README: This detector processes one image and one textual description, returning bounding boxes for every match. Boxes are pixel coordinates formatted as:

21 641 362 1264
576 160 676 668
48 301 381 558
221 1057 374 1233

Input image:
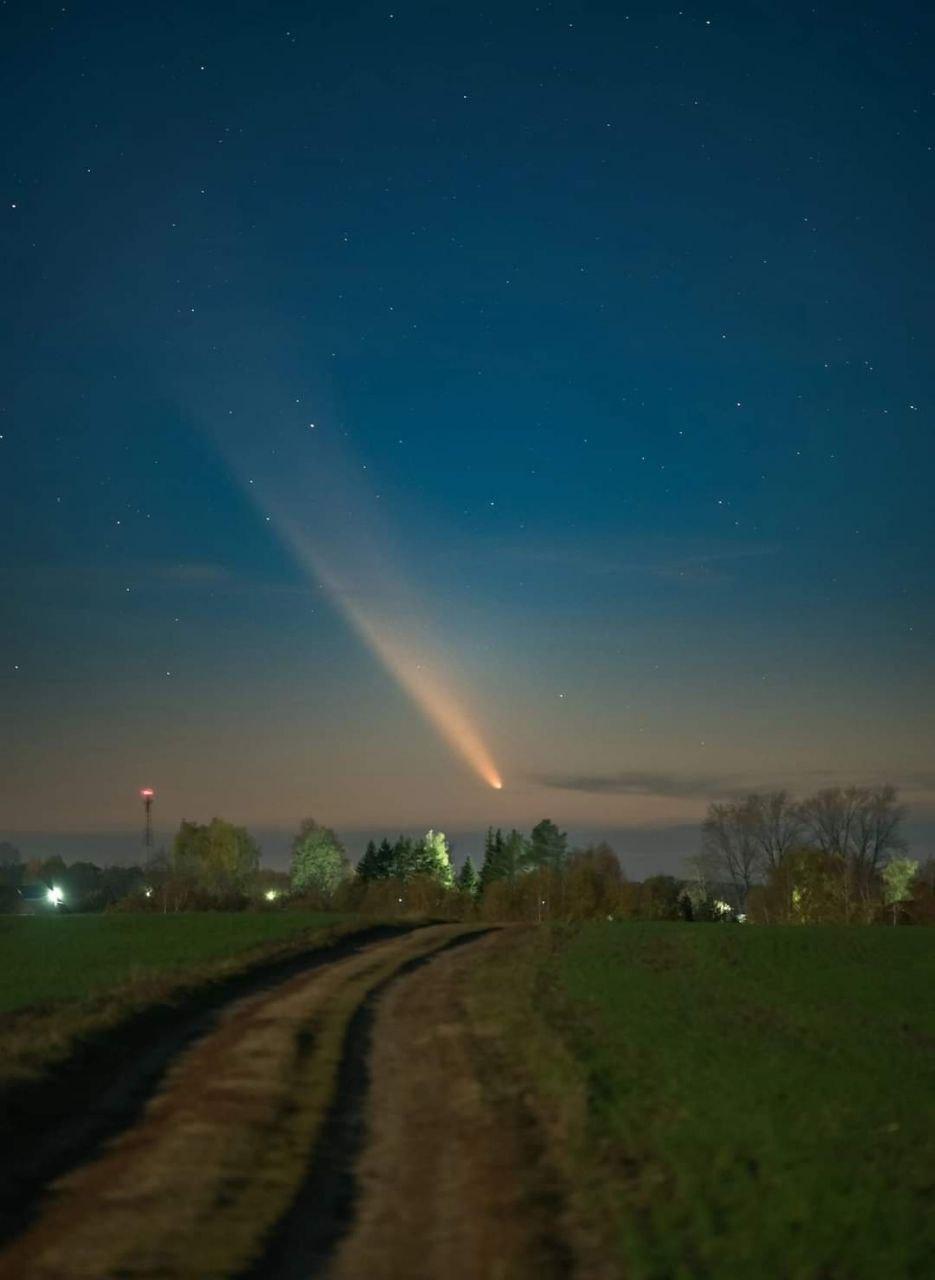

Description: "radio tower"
140 788 155 849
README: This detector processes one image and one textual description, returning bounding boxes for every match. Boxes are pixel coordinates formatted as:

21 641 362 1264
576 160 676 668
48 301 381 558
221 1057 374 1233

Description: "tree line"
695 785 933 924
3 783 932 924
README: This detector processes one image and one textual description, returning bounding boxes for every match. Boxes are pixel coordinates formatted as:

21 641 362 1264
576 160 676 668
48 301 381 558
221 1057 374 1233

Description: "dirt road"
325 930 571 1280
0 924 573 1279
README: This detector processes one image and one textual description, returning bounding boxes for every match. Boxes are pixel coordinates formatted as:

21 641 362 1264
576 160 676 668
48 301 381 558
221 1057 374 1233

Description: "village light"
47 886 64 906
264 889 279 902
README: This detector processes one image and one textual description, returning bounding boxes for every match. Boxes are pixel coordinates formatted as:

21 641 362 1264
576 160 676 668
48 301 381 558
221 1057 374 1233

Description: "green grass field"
475 923 935 1280
0 912 347 1014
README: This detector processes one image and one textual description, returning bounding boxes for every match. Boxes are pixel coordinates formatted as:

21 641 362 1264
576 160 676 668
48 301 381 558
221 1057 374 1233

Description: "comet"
184 344 504 792
274 516 504 791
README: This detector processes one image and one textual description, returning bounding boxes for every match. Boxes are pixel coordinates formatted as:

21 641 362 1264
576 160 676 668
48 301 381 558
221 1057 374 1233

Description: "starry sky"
2 1 934 869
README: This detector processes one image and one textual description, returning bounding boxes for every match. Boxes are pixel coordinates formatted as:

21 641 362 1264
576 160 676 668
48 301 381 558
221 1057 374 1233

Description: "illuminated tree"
882 856 918 926
290 819 351 896
413 829 455 887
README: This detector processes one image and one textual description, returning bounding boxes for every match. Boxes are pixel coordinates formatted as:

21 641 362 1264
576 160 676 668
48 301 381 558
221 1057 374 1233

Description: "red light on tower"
140 788 155 847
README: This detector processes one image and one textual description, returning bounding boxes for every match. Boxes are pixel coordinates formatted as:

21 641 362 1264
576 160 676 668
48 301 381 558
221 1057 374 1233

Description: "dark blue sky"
2 1 933 866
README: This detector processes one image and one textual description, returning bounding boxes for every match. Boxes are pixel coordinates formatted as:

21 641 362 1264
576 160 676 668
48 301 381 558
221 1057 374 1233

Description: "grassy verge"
0 912 365 1086
0 912 350 1014
469 923 935 1280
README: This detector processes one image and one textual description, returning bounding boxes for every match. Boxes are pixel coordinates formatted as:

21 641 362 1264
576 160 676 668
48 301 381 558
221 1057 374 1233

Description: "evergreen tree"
479 827 502 893
526 818 568 871
361 836 405 881
456 856 479 896
357 840 381 882
501 828 528 878
413 829 455 886
376 837 396 878
392 835 421 881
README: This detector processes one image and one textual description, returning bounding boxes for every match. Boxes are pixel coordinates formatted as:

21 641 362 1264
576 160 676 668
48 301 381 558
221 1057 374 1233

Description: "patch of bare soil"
327 928 573 1280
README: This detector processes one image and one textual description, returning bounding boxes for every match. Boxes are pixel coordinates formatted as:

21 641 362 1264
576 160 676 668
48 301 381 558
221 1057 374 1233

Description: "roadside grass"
470 923 935 1280
0 912 347 1014
0 911 356 1086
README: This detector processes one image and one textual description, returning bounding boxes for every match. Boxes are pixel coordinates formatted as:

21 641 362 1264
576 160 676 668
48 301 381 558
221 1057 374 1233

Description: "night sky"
3 1 933 869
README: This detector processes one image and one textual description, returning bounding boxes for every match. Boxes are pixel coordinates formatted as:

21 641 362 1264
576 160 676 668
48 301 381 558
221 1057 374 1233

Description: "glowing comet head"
491 778 503 790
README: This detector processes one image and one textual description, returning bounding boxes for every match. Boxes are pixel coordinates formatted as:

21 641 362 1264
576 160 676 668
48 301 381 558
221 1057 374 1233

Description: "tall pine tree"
413 830 455 886
527 818 568 871
392 835 421 881
479 827 505 893
501 828 529 878
358 837 397 881
357 840 380 882
456 856 479 896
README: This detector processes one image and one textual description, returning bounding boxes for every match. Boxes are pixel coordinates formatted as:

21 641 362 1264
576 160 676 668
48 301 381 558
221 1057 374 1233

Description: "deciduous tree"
882 856 918 926
173 818 260 890
701 801 759 899
290 819 351 897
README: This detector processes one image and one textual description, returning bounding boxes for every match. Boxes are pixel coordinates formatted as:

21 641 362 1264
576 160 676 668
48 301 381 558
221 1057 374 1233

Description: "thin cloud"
535 769 935 802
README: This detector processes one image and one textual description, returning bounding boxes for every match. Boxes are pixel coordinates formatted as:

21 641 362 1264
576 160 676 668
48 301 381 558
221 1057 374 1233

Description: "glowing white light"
47 886 64 906
265 889 279 902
